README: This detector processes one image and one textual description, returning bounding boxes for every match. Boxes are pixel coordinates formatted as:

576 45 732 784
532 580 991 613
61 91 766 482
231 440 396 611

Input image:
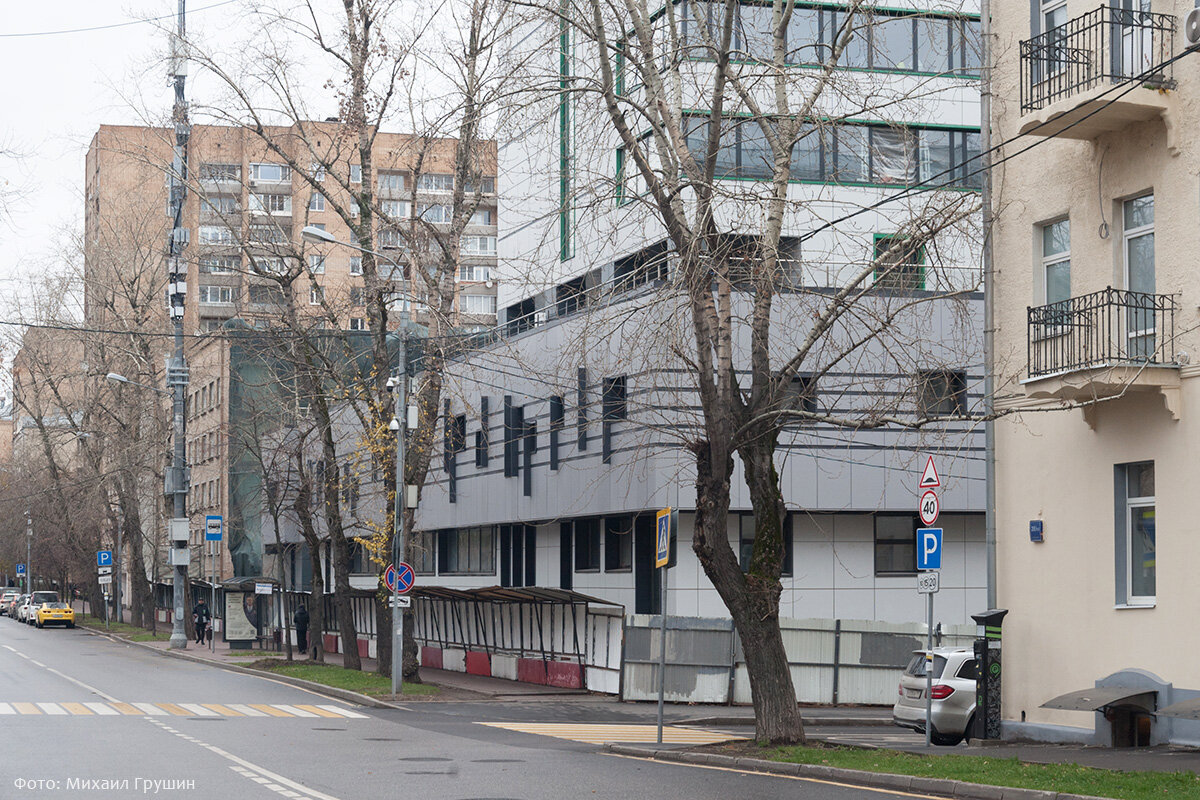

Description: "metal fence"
1027 287 1177 378
1020 5 1176 113
622 616 976 706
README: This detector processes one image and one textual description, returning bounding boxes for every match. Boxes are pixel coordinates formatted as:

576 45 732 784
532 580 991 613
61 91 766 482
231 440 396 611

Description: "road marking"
203 703 243 716
134 702 168 716
110 702 142 715
84 702 118 715
0 703 14 714
157 703 191 716
293 704 343 718
317 704 368 719
179 703 219 716
273 704 319 718
12 702 40 715
250 704 295 717
36 702 67 715
60 702 93 715
478 722 745 745
226 703 268 717
29 659 45 667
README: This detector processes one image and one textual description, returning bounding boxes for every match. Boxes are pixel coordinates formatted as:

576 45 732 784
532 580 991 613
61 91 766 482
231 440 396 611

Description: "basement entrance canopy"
1041 687 1157 713
1154 698 1200 720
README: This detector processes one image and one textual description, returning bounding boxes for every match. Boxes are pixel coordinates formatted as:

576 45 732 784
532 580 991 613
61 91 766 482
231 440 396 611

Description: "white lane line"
273 704 318 718
226 703 267 717
134 703 168 716
0 703 14 715
29 660 45 667
179 703 218 716
316 704 368 719
84 702 118 716
1 645 15 652
36 703 67 715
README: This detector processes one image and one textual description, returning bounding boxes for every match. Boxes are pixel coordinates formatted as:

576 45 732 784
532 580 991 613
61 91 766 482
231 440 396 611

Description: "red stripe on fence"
465 651 490 676
421 646 443 669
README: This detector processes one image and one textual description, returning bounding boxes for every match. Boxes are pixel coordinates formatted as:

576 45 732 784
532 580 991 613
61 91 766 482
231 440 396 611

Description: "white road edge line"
206 745 340 800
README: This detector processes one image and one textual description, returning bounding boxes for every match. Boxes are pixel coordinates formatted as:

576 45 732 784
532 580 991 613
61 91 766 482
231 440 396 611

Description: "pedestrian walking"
293 604 310 656
193 598 211 645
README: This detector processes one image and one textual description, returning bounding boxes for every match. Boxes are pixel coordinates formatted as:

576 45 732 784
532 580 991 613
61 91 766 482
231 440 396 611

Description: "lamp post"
25 511 31 592
301 225 411 696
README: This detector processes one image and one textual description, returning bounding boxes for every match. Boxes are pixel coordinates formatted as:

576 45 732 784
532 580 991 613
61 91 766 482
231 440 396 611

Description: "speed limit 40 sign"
919 489 940 526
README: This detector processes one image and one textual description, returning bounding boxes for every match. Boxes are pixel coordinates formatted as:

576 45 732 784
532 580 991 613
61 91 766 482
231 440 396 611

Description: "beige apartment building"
991 1 1200 746
84 122 499 588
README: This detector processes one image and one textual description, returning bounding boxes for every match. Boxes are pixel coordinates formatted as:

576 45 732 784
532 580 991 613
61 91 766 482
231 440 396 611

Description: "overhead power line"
0 1 239 38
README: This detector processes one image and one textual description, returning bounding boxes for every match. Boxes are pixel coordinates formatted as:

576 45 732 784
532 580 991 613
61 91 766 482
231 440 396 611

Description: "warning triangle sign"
919 456 940 489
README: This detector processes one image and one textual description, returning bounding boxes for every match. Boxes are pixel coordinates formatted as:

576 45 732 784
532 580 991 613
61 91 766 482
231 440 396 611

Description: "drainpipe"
981 0 997 609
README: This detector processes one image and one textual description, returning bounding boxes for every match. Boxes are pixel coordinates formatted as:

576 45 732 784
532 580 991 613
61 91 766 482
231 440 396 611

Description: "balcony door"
1116 0 1154 78
1123 195 1155 359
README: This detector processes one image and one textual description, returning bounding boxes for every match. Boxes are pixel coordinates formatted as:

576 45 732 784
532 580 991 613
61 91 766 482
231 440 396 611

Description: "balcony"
1019 6 1176 141
1024 288 1180 421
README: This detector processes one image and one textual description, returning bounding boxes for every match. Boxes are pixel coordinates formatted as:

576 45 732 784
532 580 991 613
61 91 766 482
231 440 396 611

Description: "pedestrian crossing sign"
655 508 671 569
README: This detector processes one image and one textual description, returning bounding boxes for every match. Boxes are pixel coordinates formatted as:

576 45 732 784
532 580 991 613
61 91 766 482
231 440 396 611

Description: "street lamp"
305 226 412 695
106 372 170 396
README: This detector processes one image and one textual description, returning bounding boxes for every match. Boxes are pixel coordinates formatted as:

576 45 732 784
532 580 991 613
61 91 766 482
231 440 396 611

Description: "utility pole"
25 511 31 592
165 0 192 649
391 315 409 697
981 0 997 609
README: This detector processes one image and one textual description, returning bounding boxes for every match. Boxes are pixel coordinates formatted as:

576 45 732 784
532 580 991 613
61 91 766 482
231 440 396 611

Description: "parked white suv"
892 646 978 746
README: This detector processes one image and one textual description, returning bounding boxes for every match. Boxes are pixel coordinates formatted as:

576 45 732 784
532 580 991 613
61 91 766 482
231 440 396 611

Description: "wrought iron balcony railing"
1020 5 1176 114
1027 287 1177 379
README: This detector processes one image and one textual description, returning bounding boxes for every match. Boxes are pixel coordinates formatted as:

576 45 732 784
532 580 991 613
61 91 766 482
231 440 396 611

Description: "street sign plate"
15 564 25 575
384 563 415 594
389 596 412 608
254 582 272 595
918 490 940 526
98 575 113 585
917 528 943 571
97 550 113 567
205 515 223 542
919 456 941 489
97 565 113 576
655 508 671 569
918 572 940 594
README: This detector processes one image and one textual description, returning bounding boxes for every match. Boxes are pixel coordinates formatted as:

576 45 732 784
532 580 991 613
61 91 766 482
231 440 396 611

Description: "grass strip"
759 744 1200 800
77 617 172 641
256 661 438 697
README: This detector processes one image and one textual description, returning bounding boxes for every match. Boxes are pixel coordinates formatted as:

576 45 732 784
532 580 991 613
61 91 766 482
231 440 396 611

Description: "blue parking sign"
15 564 25 575
97 550 113 567
917 528 942 570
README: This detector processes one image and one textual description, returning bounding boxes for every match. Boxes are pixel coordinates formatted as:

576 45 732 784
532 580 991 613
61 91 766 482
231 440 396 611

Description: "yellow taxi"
35 602 75 629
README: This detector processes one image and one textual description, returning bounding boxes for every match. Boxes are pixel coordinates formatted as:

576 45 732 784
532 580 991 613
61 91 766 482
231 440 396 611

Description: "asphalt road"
0 617 941 800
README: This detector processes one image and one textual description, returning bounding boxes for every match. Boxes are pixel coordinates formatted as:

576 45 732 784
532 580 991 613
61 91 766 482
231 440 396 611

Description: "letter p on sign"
917 528 942 570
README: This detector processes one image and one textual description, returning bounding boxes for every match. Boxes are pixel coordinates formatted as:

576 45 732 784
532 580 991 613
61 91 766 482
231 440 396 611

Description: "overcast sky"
0 2 251 315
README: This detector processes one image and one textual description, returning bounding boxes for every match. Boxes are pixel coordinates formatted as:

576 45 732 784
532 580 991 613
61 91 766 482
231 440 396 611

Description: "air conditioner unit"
1185 6 1200 49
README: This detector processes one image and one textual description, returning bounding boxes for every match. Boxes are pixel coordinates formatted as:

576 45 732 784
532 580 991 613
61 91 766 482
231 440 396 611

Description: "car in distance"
892 646 978 746
8 594 26 618
16 597 36 623
0 590 18 615
35 603 75 629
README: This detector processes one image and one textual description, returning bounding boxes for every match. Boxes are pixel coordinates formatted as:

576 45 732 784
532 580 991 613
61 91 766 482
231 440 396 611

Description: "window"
248 284 286 306
310 161 326 182
469 208 494 225
198 226 235 245
309 286 325 305
309 192 325 212
349 256 362 276
417 203 452 223
916 370 967 417
1124 194 1156 358
349 317 366 331
437 526 495 574
378 171 406 192
250 193 292 214
199 256 239 274
382 199 409 219
349 164 362 183
248 224 288 245
198 163 239 181
412 530 436 575
458 264 493 282
875 514 917 575
350 287 364 306
417 173 454 192
870 127 917 185
462 295 497 315
1041 219 1070 307
784 374 818 422
464 177 495 194
602 376 627 420
873 235 924 291
202 194 238 214
198 285 235 304
739 513 793 577
250 163 291 182
871 13 915 70
250 256 287 275
308 255 325 275
462 235 497 255
604 516 633 571
377 228 405 249
1118 461 1155 605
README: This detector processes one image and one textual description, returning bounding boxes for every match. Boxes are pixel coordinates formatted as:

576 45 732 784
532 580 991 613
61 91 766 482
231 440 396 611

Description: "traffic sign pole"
655 508 672 745
917 456 942 749
926 585 933 748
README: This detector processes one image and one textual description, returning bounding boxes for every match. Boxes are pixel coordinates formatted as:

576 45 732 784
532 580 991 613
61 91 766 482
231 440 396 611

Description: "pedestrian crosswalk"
0 702 369 719
478 722 745 745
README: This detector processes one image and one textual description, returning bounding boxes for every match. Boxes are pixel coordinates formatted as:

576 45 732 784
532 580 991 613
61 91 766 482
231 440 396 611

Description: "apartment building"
991 0 1200 746
405 2 989 629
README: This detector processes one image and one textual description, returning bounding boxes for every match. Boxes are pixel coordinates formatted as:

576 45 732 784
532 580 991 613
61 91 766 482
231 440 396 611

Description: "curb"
604 744 1113 800
679 715 892 728
78 625 402 710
